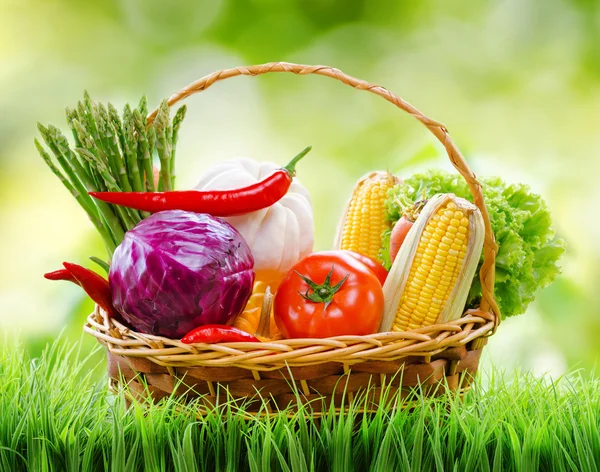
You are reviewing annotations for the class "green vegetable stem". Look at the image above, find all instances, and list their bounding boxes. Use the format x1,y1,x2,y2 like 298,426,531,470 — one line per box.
35,92,187,259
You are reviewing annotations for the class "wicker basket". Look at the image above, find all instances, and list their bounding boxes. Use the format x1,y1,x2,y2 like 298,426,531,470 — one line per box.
85,62,500,414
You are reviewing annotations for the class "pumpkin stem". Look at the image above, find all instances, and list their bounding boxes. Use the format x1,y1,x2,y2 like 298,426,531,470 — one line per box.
255,286,273,339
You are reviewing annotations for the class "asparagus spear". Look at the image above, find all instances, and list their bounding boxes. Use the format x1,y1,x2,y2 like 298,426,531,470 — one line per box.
138,95,148,121
147,126,156,189
76,147,137,231
48,125,94,187
82,92,104,155
96,104,123,183
69,119,129,238
133,109,155,192
170,105,187,189
35,138,110,239
107,103,126,159
122,109,143,191
36,128,119,253
154,100,172,191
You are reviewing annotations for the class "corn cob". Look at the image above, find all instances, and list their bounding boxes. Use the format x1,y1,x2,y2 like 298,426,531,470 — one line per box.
379,194,484,333
233,281,280,338
335,172,400,262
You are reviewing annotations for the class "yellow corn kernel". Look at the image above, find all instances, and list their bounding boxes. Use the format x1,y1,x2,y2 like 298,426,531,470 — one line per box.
390,201,469,333
337,172,398,262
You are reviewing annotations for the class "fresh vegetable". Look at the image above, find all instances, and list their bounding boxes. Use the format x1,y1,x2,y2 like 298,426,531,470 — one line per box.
335,172,400,263
385,169,566,318
343,250,388,285
274,251,384,338
90,146,311,216
44,263,115,316
255,286,275,340
233,282,281,339
389,216,413,261
194,154,314,288
388,200,426,262
109,210,255,338
35,93,187,256
380,194,484,332
181,325,260,344
44,268,78,284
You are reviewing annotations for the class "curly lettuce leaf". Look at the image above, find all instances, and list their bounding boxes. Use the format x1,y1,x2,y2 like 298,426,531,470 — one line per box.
384,169,565,318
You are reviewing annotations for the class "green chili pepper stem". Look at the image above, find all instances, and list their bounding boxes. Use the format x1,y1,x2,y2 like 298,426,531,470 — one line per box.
284,146,312,176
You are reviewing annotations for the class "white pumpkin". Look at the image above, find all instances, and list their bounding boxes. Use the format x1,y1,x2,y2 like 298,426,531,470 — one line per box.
194,158,314,286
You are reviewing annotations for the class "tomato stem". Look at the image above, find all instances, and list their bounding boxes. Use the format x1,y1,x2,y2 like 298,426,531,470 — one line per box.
295,266,349,309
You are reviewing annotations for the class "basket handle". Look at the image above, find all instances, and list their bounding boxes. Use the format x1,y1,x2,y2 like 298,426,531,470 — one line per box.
146,62,501,331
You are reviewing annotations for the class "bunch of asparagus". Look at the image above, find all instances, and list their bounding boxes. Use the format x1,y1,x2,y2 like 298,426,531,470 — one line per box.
36,93,187,259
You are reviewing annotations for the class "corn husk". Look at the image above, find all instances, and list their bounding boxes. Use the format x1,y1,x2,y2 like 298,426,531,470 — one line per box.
379,193,485,333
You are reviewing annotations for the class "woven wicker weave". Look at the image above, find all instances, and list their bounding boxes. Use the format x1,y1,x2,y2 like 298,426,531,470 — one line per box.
85,62,501,413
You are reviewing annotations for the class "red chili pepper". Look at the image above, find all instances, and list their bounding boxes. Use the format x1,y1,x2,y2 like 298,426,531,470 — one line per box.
45,263,115,316
44,268,78,284
181,325,260,344
89,146,311,215
62,262,115,316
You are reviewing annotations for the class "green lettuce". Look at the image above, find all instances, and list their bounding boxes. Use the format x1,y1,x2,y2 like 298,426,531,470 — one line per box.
384,169,565,318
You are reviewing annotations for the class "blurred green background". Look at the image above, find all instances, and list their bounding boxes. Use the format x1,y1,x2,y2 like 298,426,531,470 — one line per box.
1,0,598,377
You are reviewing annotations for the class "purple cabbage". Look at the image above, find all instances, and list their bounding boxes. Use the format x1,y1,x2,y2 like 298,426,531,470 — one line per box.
109,210,255,338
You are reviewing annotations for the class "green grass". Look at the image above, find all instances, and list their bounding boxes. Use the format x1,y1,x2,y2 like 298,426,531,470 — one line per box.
0,338,598,471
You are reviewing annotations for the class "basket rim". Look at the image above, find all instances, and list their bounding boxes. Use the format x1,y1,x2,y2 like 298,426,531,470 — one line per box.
86,306,494,371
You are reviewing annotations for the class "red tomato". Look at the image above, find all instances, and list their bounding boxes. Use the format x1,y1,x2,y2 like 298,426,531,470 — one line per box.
274,251,384,338
343,250,388,285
